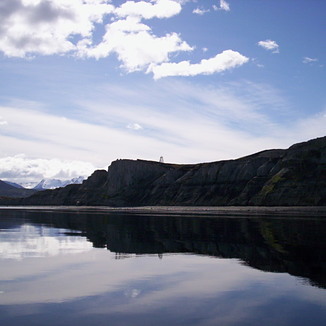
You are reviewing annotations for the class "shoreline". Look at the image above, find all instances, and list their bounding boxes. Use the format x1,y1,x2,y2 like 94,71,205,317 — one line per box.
1,205,326,217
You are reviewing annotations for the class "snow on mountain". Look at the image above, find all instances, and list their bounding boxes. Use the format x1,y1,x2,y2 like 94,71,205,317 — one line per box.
20,182,39,189
33,176,85,190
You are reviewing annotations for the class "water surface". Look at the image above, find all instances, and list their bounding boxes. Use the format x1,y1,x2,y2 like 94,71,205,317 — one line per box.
0,208,325,326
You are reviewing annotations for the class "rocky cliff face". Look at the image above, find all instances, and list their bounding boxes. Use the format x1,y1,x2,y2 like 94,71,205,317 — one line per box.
6,136,326,206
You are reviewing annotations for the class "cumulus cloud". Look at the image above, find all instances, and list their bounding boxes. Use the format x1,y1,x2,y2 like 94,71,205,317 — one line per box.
114,0,181,19
302,57,318,64
77,16,193,72
0,0,114,57
257,39,279,53
0,155,96,185
0,0,184,64
149,50,249,79
0,0,247,78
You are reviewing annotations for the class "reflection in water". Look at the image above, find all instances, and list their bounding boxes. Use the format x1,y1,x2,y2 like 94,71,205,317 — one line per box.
0,224,92,259
0,209,325,326
3,209,324,287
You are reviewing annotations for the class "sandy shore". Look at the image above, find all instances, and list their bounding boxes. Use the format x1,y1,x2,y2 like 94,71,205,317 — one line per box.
1,205,326,217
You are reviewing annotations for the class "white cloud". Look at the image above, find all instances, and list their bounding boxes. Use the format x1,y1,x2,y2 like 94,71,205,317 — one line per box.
114,0,182,19
75,2,194,73
193,8,209,15
251,58,264,68
77,16,193,72
220,0,230,11
302,57,318,64
0,0,184,66
0,154,96,185
213,0,230,12
76,80,326,155
257,39,279,53
0,116,8,125
127,123,143,130
149,50,249,79
0,0,182,61
0,0,114,57
0,0,247,79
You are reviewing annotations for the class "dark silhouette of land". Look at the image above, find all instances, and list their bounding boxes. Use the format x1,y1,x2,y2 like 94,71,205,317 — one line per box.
1,136,325,206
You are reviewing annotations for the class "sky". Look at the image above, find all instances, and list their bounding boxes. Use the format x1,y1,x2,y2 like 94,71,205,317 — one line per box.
0,0,325,185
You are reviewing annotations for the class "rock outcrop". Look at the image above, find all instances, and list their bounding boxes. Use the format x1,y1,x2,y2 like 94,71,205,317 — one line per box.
3,136,326,206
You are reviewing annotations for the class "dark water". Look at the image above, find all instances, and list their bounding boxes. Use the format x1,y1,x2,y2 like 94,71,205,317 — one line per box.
0,209,325,326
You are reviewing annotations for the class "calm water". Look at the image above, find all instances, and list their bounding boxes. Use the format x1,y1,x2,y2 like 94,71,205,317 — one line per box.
0,209,326,326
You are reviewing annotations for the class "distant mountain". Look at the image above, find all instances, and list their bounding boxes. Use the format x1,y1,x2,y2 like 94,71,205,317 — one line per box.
33,176,85,190
4,135,325,207
3,181,24,189
20,182,39,189
0,180,37,198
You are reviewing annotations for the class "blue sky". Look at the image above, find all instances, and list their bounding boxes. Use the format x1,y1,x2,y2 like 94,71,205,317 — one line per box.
0,0,325,185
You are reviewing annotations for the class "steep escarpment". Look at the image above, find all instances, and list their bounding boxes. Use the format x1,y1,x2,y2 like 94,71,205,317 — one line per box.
4,136,326,206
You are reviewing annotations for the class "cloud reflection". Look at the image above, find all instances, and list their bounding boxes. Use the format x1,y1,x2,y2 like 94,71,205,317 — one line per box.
0,218,326,326
0,224,92,260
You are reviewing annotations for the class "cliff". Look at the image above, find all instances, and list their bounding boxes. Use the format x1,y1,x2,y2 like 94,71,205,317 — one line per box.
4,136,326,206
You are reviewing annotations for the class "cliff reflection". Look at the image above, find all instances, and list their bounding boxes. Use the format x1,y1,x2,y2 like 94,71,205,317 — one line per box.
2,209,326,288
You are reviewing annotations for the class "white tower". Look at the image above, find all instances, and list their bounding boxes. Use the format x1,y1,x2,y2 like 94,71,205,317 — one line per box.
159,156,164,163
